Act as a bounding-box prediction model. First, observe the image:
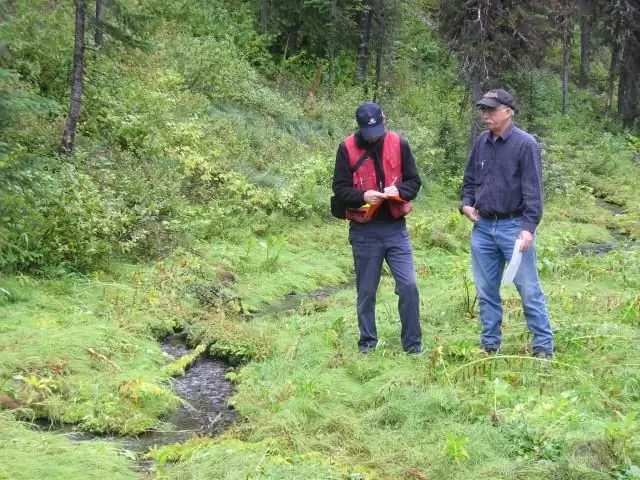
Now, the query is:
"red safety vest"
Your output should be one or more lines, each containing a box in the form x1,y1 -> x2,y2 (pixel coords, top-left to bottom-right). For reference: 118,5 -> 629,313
344,131 -> 412,223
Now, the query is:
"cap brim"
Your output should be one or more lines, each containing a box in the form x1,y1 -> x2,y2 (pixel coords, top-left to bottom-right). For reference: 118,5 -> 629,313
359,124 -> 385,139
475,98 -> 502,108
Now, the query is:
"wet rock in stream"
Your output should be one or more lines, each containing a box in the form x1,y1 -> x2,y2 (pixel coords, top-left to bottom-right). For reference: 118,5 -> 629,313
573,242 -> 619,255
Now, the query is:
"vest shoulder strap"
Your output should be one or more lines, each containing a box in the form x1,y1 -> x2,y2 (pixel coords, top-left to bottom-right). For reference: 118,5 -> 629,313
350,149 -> 373,174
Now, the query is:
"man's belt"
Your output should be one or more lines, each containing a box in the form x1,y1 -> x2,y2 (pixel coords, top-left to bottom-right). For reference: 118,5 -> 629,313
481,211 -> 523,220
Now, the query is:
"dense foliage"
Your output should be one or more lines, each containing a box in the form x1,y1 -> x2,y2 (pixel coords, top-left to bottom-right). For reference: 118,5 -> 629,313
1,1 -> 640,479
0,0 -> 637,274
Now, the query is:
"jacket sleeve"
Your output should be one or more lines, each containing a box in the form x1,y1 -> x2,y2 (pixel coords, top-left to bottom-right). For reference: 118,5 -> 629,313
520,139 -> 543,233
332,143 -> 366,207
396,139 -> 422,201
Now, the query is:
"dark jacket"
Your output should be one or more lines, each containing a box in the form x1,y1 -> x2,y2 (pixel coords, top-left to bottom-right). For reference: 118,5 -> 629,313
332,131 -> 422,222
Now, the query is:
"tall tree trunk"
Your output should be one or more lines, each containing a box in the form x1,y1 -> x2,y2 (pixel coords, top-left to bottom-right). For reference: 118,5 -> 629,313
373,0 -> 387,102
579,0 -> 590,88
94,0 -> 105,48
605,18 -> 621,118
561,0 -> 571,114
327,0 -> 337,100
61,0 -> 86,154
285,28 -> 298,56
618,58 -> 627,119
468,79 -> 483,151
620,39 -> 639,129
466,0 -> 489,151
260,0 -> 270,34
356,0 -> 373,84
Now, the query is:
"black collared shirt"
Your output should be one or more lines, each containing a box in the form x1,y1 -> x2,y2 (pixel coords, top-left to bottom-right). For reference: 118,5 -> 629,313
461,124 -> 543,233
332,131 -> 422,222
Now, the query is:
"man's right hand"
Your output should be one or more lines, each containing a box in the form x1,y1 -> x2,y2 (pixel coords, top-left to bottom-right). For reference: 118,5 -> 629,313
364,190 -> 387,205
462,205 -> 480,223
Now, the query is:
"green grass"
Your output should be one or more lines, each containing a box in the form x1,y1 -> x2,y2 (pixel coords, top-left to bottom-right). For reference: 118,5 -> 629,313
0,273 -> 184,435
152,181 -> 640,480
3,1 -> 640,478
0,414 -> 139,480
2,173 -> 640,479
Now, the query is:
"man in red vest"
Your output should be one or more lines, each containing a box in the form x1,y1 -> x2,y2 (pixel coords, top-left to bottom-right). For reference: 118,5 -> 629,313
332,102 -> 423,354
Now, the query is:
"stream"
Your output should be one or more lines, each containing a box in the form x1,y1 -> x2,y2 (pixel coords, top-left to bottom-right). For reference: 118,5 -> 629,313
254,284 -> 351,318
135,333 -> 237,450
34,334 -> 237,455
33,284 -> 351,456
573,198 -> 638,255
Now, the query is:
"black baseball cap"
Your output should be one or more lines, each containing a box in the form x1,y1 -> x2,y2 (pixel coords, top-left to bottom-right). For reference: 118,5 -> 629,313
476,89 -> 516,110
355,102 -> 385,139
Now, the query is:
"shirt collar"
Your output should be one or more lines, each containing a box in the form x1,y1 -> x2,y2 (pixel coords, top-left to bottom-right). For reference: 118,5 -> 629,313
486,123 -> 515,143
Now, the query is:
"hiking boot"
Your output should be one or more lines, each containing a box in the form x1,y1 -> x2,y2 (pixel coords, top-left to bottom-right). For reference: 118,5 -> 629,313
359,339 -> 387,354
533,350 -> 552,370
480,347 -> 499,356
405,346 -> 424,355
358,343 -> 378,354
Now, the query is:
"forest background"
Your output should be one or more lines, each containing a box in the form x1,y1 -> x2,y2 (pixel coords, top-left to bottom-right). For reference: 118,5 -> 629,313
1,0 -> 640,479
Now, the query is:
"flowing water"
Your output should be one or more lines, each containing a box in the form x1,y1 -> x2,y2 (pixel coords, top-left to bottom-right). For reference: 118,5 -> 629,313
124,334 -> 237,451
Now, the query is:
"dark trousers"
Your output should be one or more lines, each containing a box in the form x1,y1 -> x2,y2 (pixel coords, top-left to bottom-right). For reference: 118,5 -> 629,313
349,220 -> 422,352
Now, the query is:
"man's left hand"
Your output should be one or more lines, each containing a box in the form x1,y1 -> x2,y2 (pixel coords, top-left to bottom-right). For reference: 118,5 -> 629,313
518,230 -> 533,252
383,186 -> 399,197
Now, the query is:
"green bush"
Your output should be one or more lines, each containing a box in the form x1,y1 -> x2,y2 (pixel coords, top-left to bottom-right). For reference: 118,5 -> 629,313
0,151 -> 129,272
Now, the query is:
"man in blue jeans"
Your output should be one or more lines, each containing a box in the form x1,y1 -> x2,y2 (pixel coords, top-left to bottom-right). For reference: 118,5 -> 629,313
332,102 -> 422,354
460,89 -> 553,359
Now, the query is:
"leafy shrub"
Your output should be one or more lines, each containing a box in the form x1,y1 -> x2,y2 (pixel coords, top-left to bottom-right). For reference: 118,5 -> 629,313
0,150 -> 129,272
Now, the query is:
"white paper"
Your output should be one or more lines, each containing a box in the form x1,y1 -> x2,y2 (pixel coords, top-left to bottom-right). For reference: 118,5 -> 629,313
501,239 -> 523,285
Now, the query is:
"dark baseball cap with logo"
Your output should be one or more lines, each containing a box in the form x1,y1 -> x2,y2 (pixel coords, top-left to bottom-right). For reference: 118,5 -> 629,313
475,89 -> 516,110
355,102 -> 385,139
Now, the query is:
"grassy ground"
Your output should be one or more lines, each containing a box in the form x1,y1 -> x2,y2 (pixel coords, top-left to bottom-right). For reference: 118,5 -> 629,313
150,186 -> 640,480
0,414 -> 139,480
2,161 -> 639,479
1,67 -> 639,478
3,1 -> 639,478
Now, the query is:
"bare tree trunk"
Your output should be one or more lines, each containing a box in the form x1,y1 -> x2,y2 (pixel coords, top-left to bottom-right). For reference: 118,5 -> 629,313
620,39 -> 639,129
618,57 -> 627,119
468,79 -> 483,151
561,0 -> 571,114
95,0 -> 105,48
327,0 -> 337,100
605,18 -> 621,118
579,0 -> 590,88
356,0 -> 373,84
466,0 -> 490,151
61,0 -> 86,154
260,0 -> 270,33
373,0 -> 387,103
285,28 -> 298,56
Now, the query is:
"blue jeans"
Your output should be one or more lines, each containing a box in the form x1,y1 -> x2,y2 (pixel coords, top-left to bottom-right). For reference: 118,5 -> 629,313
349,220 -> 422,352
471,216 -> 553,354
